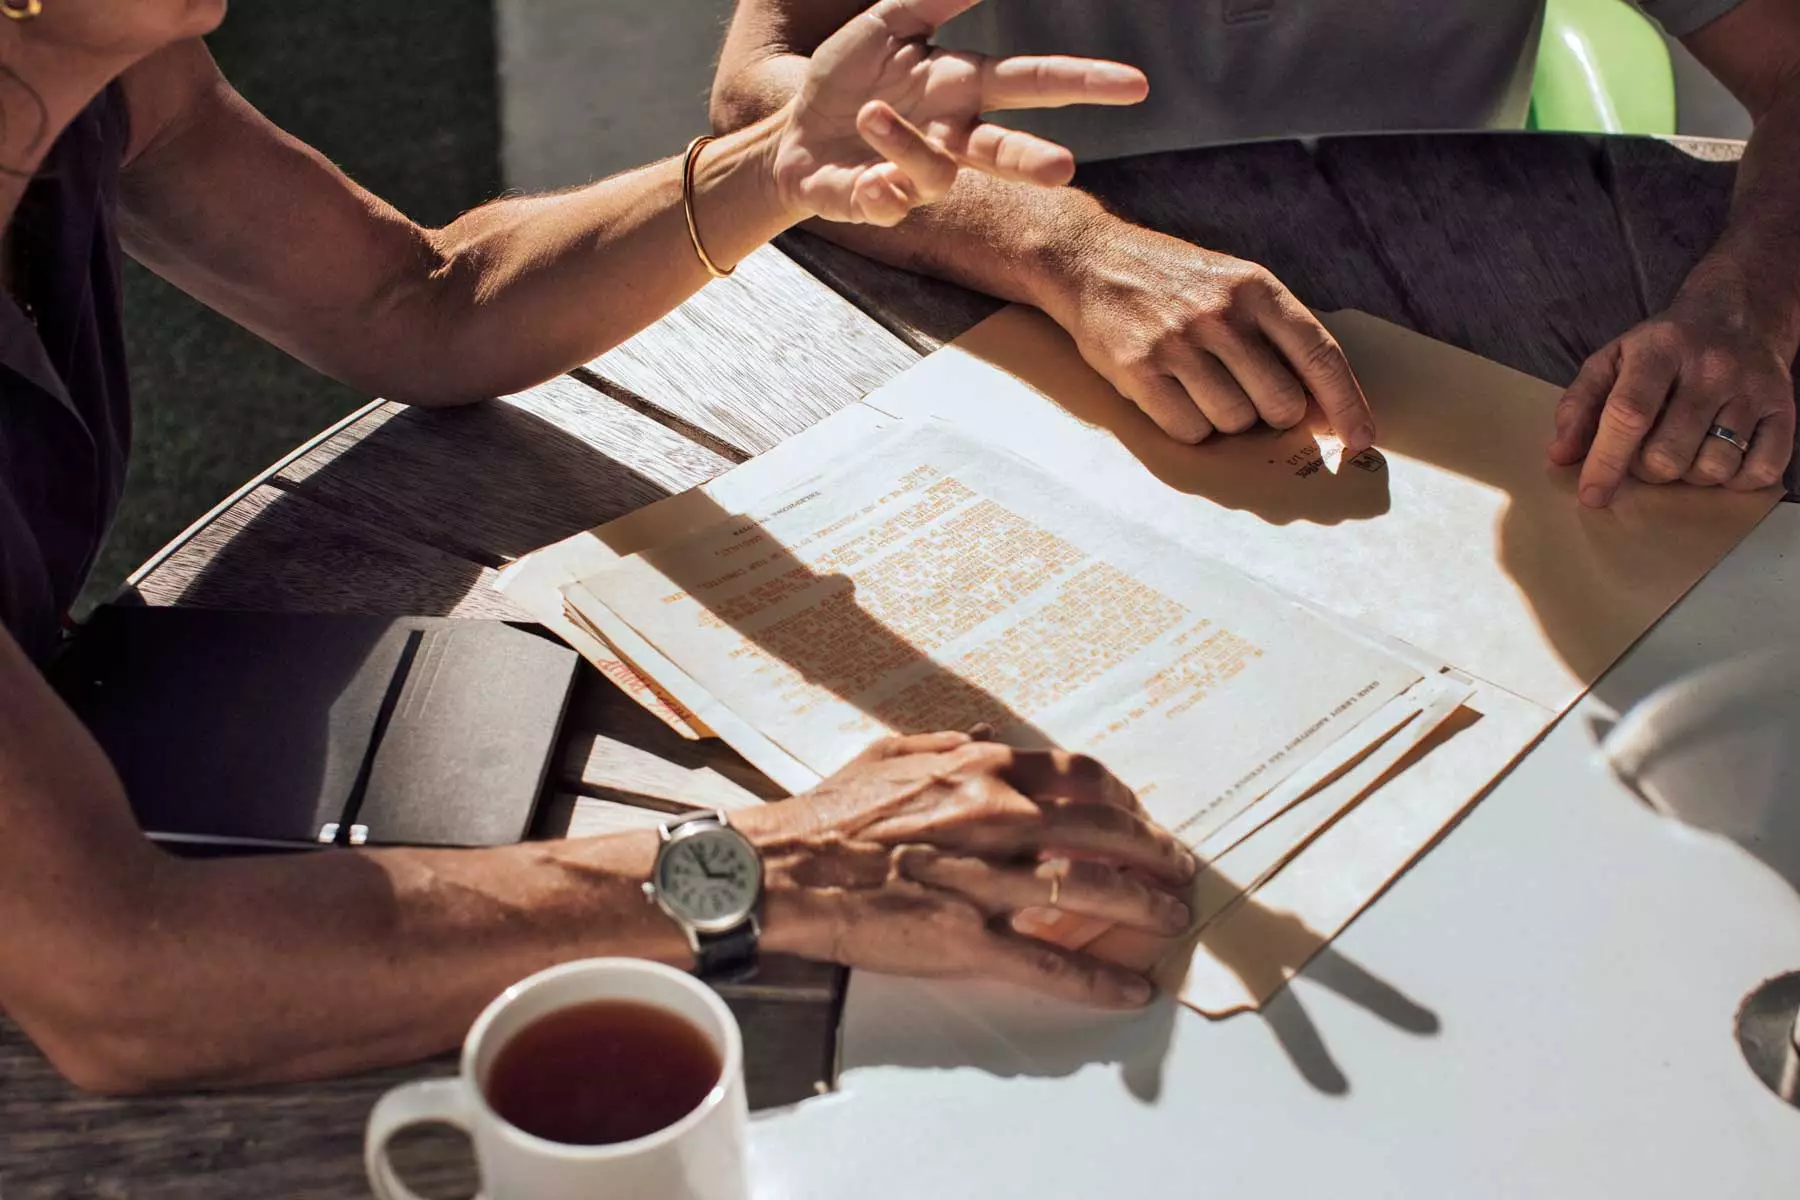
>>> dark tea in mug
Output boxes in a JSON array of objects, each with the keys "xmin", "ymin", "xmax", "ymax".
[{"xmin": 484, "ymin": 999, "xmax": 723, "ymax": 1146}]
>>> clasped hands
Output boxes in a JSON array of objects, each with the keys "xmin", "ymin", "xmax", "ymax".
[{"xmin": 732, "ymin": 732, "xmax": 1196, "ymax": 1008}]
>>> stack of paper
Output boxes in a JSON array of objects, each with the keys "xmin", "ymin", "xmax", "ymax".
[{"xmin": 499, "ymin": 307, "xmax": 1780, "ymax": 1014}]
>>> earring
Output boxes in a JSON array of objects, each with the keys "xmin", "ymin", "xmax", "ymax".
[{"xmin": 0, "ymin": 0, "xmax": 42, "ymax": 20}]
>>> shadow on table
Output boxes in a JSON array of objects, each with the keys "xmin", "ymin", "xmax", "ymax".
[
  {"xmin": 854, "ymin": 880, "xmax": 1438, "ymax": 1100},
  {"xmin": 137, "ymin": 398, "xmax": 675, "ymax": 615},
  {"xmin": 113, "ymin": 400, "xmax": 680, "ymax": 833}
]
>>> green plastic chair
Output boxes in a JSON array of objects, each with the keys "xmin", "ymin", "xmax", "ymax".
[{"xmin": 1528, "ymin": 0, "xmax": 1678, "ymax": 134}]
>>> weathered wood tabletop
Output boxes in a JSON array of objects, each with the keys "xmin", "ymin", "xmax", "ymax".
[{"xmin": 0, "ymin": 132, "xmax": 1780, "ymax": 1199}]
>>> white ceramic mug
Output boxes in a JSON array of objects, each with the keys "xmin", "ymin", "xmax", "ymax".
[{"xmin": 364, "ymin": 958, "xmax": 749, "ymax": 1200}]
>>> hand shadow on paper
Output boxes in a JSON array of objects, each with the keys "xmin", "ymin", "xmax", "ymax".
[
  {"xmin": 637, "ymin": 500, "xmax": 1061, "ymax": 758},
  {"xmin": 989, "ymin": 343, "xmax": 1393, "ymax": 528}
]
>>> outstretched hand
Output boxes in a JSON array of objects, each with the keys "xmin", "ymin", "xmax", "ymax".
[{"xmin": 770, "ymin": 0, "xmax": 1147, "ymax": 226}]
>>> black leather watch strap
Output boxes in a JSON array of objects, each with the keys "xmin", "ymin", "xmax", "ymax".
[{"xmin": 694, "ymin": 922, "xmax": 760, "ymax": 984}]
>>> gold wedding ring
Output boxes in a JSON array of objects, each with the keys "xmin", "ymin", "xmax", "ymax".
[
  {"xmin": 0, "ymin": 0, "xmax": 43, "ymax": 20},
  {"xmin": 1708, "ymin": 424, "xmax": 1751, "ymax": 453}
]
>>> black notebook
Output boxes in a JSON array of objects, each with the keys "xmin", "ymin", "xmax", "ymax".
[{"xmin": 51, "ymin": 608, "xmax": 580, "ymax": 851}]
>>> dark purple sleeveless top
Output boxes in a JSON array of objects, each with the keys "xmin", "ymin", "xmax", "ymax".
[{"xmin": 0, "ymin": 84, "xmax": 132, "ymax": 665}]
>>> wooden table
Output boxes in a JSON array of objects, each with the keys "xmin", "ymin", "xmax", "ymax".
[{"xmin": 1, "ymin": 132, "xmax": 1786, "ymax": 1199}]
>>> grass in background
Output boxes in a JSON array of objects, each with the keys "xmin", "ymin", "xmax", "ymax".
[{"xmin": 89, "ymin": 1, "xmax": 501, "ymax": 606}]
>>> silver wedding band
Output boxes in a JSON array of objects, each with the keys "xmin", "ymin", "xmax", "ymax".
[{"xmin": 1708, "ymin": 424, "xmax": 1751, "ymax": 453}]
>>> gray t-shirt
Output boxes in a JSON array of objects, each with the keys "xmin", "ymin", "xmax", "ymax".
[{"xmin": 937, "ymin": 0, "xmax": 1745, "ymax": 162}]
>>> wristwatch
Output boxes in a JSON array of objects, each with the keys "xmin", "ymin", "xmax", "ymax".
[{"xmin": 644, "ymin": 810, "xmax": 764, "ymax": 982}]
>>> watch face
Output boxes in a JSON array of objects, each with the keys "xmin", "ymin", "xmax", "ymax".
[{"xmin": 656, "ymin": 825, "xmax": 761, "ymax": 932}]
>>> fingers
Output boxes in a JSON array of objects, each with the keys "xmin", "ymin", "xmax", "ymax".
[
  {"xmin": 873, "ymin": 0, "xmax": 1150, "ymax": 122},
  {"xmin": 1096, "ymin": 251, "xmax": 1368, "ymax": 449},
  {"xmin": 1012, "ymin": 906, "xmax": 1114, "ymax": 951},
  {"xmin": 959, "ymin": 121, "xmax": 1077, "ymax": 187},
  {"xmin": 898, "ymin": 849, "xmax": 1191, "ymax": 935},
  {"xmin": 991, "ymin": 745, "xmax": 1145, "ymax": 815},
  {"xmin": 1252, "ymin": 287, "xmax": 1375, "ymax": 450},
  {"xmin": 977, "ymin": 54, "xmax": 1149, "ymax": 111},
  {"xmin": 1029, "ymin": 802, "xmax": 1198, "ymax": 885},
  {"xmin": 845, "ymin": 165, "xmax": 916, "ymax": 227},
  {"xmin": 1151, "ymin": 338, "xmax": 1318, "ymax": 441},
  {"xmin": 1633, "ymin": 370, "xmax": 1731, "ymax": 484},
  {"xmin": 855, "ymin": 102, "xmax": 1089, "ymax": 212},
  {"xmin": 1549, "ymin": 344, "xmax": 1618, "ymax": 466},
  {"xmin": 1168, "ymin": 352, "xmax": 1258, "ymax": 435},
  {"xmin": 1207, "ymin": 333, "xmax": 1311, "ymax": 433},
  {"xmin": 925, "ymin": 745, "xmax": 1193, "ymax": 882},
  {"xmin": 1680, "ymin": 402, "xmax": 1753, "ymax": 487},
  {"xmin": 849, "ymin": 103, "xmax": 962, "ymax": 226},
  {"xmin": 1551, "ymin": 322, "xmax": 1793, "ymax": 499},
  {"xmin": 856, "ymin": 102, "xmax": 958, "ymax": 205},
  {"xmin": 1727, "ymin": 404, "xmax": 1796, "ymax": 492},
  {"xmin": 1577, "ymin": 344, "xmax": 1680, "ymax": 507},
  {"xmin": 1116, "ymin": 371, "xmax": 1214, "ymax": 444},
  {"xmin": 976, "ymin": 927, "xmax": 1157, "ymax": 1008}
]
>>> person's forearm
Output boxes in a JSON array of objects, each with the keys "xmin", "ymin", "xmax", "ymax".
[
  {"xmin": 377, "ymin": 110, "xmax": 800, "ymax": 404},
  {"xmin": 21, "ymin": 826, "xmax": 691, "ymax": 1093},
  {"xmin": 157, "ymin": 835, "xmax": 687, "ymax": 1088},
  {"xmin": 712, "ymin": 54, "xmax": 1113, "ymax": 313},
  {"xmin": 0, "ymin": 626, "xmax": 692, "ymax": 1092},
  {"xmin": 1674, "ymin": 85, "xmax": 1800, "ymax": 360}
]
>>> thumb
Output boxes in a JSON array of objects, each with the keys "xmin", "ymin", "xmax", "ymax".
[{"xmin": 873, "ymin": 0, "xmax": 984, "ymax": 39}]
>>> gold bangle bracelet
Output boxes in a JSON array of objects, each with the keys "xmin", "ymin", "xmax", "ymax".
[{"xmin": 681, "ymin": 135, "xmax": 735, "ymax": 280}]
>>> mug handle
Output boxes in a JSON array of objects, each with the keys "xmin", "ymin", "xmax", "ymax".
[{"xmin": 365, "ymin": 1077, "xmax": 479, "ymax": 1200}]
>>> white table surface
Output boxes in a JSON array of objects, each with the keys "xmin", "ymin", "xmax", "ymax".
[{"xmin": 750, "ymin": 503, "xmax": 1800, "ymax": 1199}]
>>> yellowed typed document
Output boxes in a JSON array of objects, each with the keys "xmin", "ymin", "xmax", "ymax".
[{"xmin": 571, "ymin": 423, "xmax": 1449, "ymax": 849}]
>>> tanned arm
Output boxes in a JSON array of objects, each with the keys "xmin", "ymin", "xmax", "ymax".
[
  {"xmin": 0, "ymin": 621, "xmax": 691, "ymax": 1092},
  {"xmin": 115, "ymin": 41, "xmax": 799, "ymax": 406},
  {"xmin": 116, "ymin": 13, "xmax": 1143, "ymax": 409},
  {"xmin": 712, "ymin": 0, "xmax": 1377, "ymax": 451}
]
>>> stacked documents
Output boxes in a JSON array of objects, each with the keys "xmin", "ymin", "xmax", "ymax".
[{"xmin": 499, "ymin": 306, "xmax": 1780, "ymax": 1014}]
